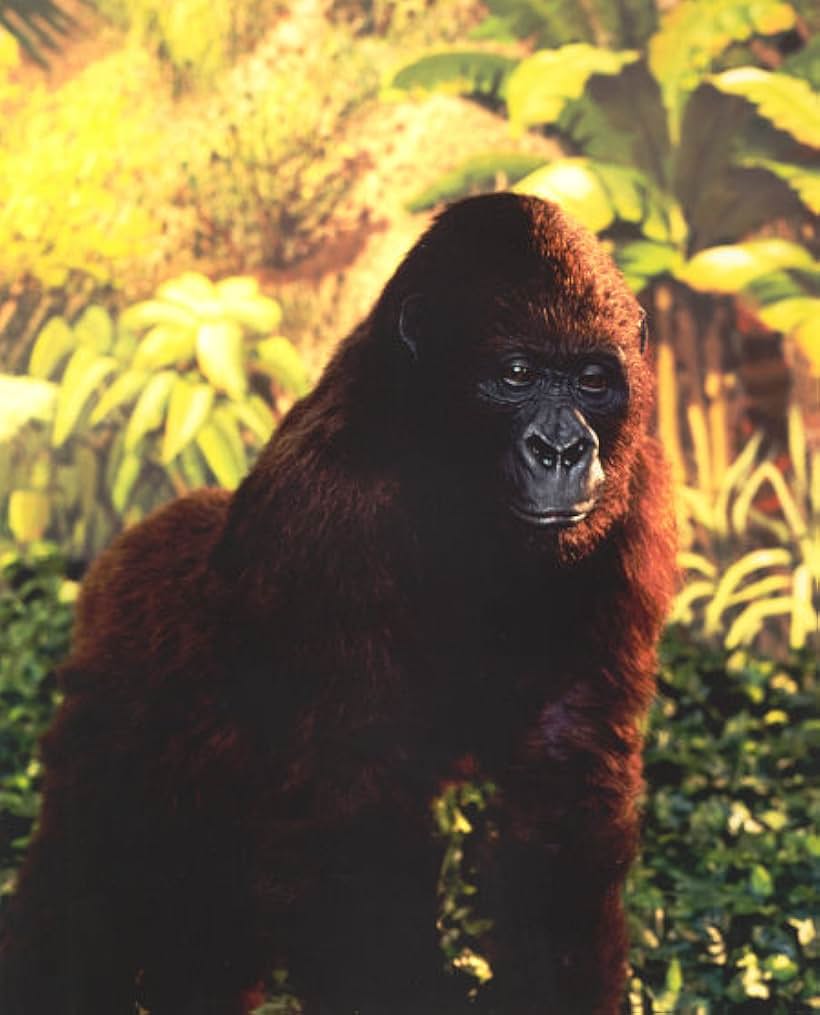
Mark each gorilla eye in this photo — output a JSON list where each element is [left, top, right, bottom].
[[502, 360, 535, 388], [578, 365, 609, 395]]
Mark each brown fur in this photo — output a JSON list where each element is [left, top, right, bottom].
[[0, 194, 676, 1014]]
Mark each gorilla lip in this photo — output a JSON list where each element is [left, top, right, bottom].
[[509, 501, 594, 527]]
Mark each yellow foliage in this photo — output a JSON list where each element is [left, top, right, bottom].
[[0, 44, 174, 287]]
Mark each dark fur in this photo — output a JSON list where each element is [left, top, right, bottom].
[[0, 194, 676, 1014]]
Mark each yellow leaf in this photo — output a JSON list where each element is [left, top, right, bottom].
[[157, 272, 220, 317], [29, 316, 74, 379], [8, 489, 50, 542], [90, 370, 149, 424], [133, 323, 197, 370], [161, 378, 214, 464], [52, 348, 118, 447], [196, 416, 245, 489], [196, 321, 246, 399], [124, 370, 176, 451]]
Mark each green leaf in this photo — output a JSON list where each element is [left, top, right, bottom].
[[649, 0, 798, 141], [406, 152, 547, 213], [710, 67, 820, 149], [214, 277, 282, 333], [749, 864, 774, 898], [391, 51, 517, 102], [8, 490, 50, 543], [515, 158, 672, 238], [615, 240, 683, 290], [51, 348, 117, 448], [676, 240, 814, 293], [28, 316, 74, 380], [737, 158, 820, 215], [506, 45, 639, 130], [89, 370, 149, 425], [230, 396, 275, 445], [758, 298, 820, 373], [195, 415, 245, 489], [0, 375, 56, 440], [123, 370, 176, 451], [560, 62, 670, 184], [516, 159, 615, 231], [255, 337, 311, 397], [195, 321, 246, 399], [160, 378, 214, 464], [111, 454, 141, 514], [155, 272, 221, 318], [120, 298, 199, 332], [73, 305, 114, 353], [133, 322, 197, 370]]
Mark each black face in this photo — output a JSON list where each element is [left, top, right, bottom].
[[473, 349, 628, 528]]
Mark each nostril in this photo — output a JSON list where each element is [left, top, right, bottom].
[[561, 439, 588, 469], [525, 434, 557, 468]]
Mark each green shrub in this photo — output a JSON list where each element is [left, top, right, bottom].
[[0, 548, 74, 897], [627, 632, 818, 1012]]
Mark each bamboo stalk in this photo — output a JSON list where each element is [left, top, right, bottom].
[[654, 284, 687, 488]]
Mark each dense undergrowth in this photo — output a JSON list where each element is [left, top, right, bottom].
[[1, 550, 816, 1012]]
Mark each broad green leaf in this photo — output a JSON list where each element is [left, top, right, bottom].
[[230, 396, 275, 445], [111, 454, 141, 513], [516, 159, 615, 232], [782, 33, 820, 87], [225, 296, 282, 334], [214, 277, 282, 333], [615, 240, 683, 290], [516, 158, 669, 238], [52, 348, 117, 448], [710, 67, 820, 149], [212, 404, 246, 472], [133, 323, 196, 370], [178, 443, 208, 489], [160, 378, 214, 464], [28, 316, 74, 379], [758, 299, 820, 374], [506, 45, 639, 130], [123, 370, 175, 451], [8, 490, 50, 542], [406, 152, 547, 213], [749, 864, 774, 898], [120, 298, 199, 332], [391, 51, 517, 102], [255, 337, 311, 397], [156, 272, 221, 318], [649, 0, 798, 140], [0, 375, 56, 440], [560, 62, 670, 185], [214, 276, 259, 301], [196, 416, 245, 489], [739, 158, 820, 215], [89, 370, 149, 425], [196, 321, 246, 399], [73, 305, 114, 353], [676, 240, 814, 293]]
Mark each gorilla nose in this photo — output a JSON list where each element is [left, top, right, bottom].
[[525, 433, 589, 470]]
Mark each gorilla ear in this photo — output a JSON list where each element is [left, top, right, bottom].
[[398, 294, 424, 362], [639, 309, 649, 355]]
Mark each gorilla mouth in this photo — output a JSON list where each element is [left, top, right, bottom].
[[509, 501, 594, 527]]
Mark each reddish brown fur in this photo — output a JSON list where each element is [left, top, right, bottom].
[[0, 194, 676, 1014]]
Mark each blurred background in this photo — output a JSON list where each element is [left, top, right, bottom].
[[0, 1, 817, 1011]]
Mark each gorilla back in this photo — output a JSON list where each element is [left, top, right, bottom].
[[0, 193, 676, 1015]]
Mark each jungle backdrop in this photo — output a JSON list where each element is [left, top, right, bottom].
[[0, 1, 817, 1011]]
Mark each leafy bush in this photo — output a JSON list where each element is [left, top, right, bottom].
[[627, 632, 818, 1013], [0, 274, 308, 557], [0, 548, 74, 897], [673, 410, 819, 654]]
